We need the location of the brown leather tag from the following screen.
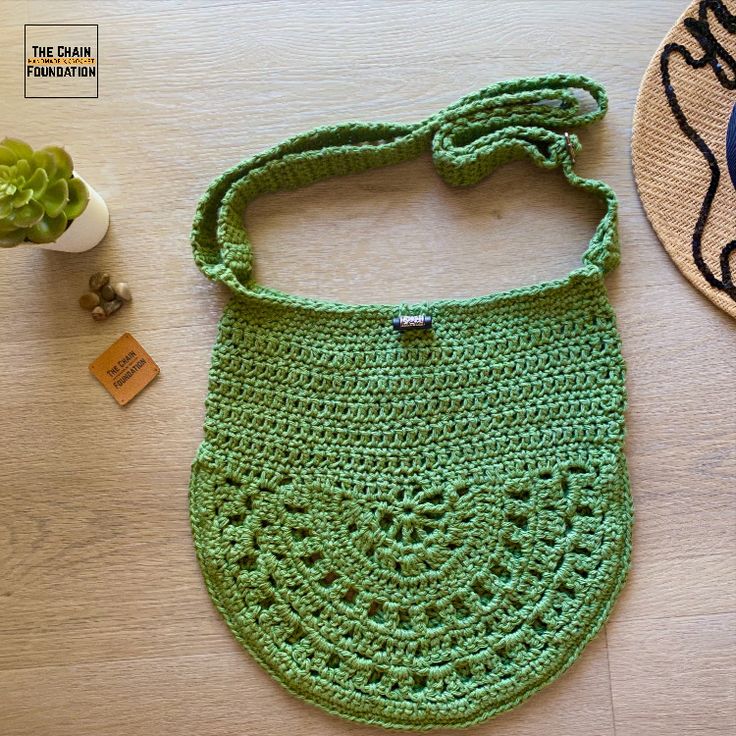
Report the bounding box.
[89,332,160,406]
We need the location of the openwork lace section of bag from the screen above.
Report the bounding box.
[189,74,632,730]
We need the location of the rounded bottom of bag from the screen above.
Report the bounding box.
[189,453,632,730]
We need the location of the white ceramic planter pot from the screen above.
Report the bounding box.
[34,173,109,252]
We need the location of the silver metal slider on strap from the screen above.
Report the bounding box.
[564,131,576,164]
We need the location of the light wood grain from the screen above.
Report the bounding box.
[0,2,734,735]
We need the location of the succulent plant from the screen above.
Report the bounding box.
[0,137,89,247]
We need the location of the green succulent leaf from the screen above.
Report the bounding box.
[31,150,57,179]
[0,146,17,166]
[12,187,33,207]
[0,227,29,247]
[0,216,19,233]
[0,165,13,196]
[27,211,67,243]
[41,146,73,180]
[15,158,32,180]
[0,194,14,218]
[64,177,89,219]
[40,178,69,218]
[9,198,44,228]
[1,138,33,162]
[24,167,48,198]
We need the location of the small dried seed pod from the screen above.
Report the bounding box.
[113,282,132,301]
[100,284,116,301]
[79,292,100,310]
[102,298,123,316]
[89,271,110,291]
[91,306,107,321]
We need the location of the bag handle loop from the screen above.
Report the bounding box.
[191,74,619,297]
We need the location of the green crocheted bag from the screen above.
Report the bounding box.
[189,74,632,730]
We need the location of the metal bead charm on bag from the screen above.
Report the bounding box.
[392,314,433,331]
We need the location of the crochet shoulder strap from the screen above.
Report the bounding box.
[191,74,619,298]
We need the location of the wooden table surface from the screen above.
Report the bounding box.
[1,1,734,734]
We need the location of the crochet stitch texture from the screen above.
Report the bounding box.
[189,74,633,730]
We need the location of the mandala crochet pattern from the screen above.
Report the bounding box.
[189,74,633,730]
